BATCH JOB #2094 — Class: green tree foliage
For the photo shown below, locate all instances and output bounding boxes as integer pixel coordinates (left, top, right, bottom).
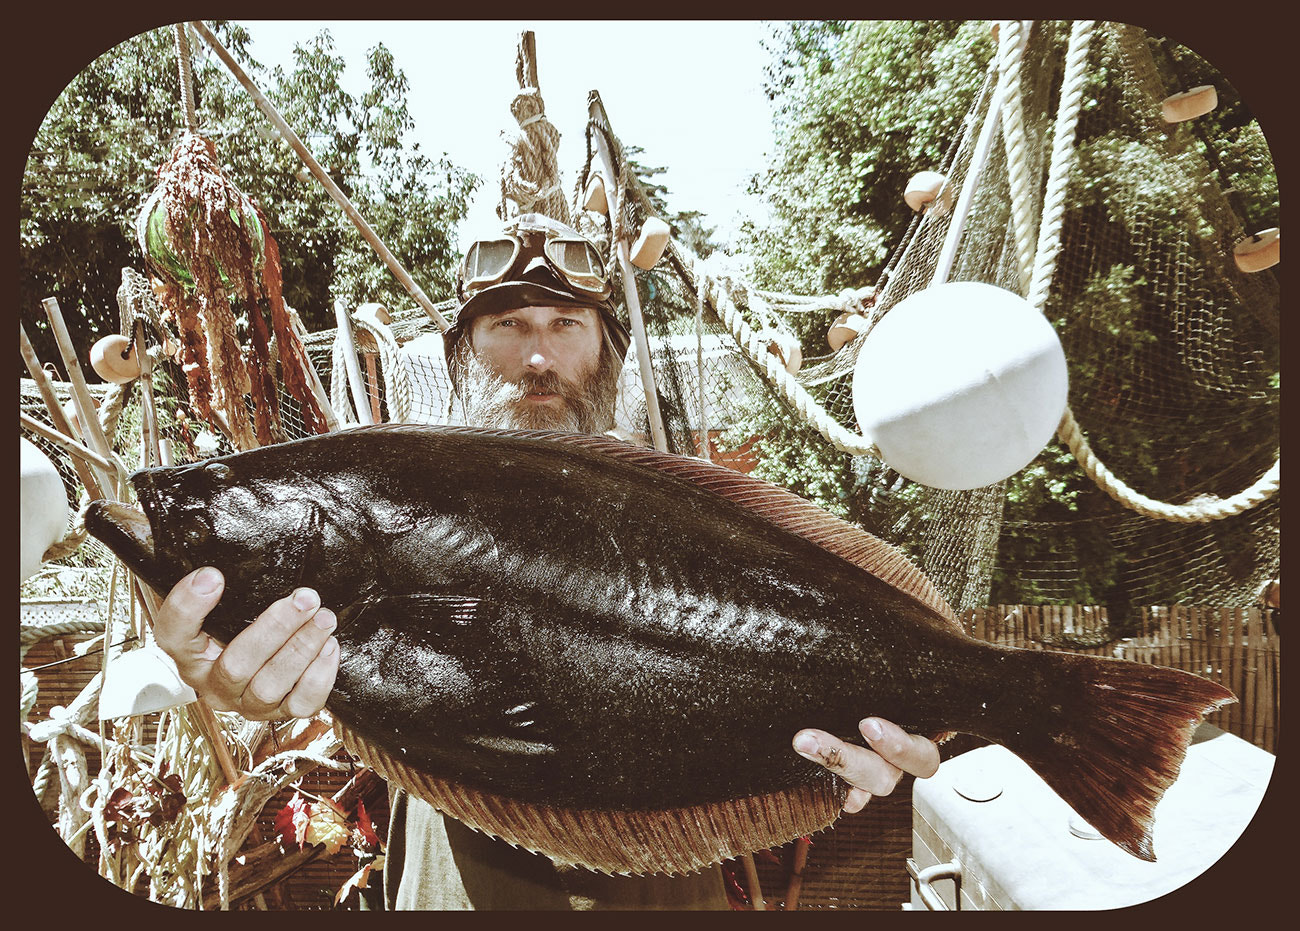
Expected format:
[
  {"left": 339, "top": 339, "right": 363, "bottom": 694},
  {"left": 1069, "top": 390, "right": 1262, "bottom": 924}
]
[{"left": 20, "top": 22, "right": 475, "bottom": 379}]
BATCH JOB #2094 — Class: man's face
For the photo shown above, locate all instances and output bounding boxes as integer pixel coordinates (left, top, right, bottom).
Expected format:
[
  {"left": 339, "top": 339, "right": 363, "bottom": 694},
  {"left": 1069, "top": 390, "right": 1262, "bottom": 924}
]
[{"left": 460, "top": 305, "right": 617, "bottom": 433}]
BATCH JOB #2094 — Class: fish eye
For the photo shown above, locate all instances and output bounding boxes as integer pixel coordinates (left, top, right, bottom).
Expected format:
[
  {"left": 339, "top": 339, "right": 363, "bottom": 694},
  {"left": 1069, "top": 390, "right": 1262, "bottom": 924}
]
[{"left": 203, "top": 462, "right": 234, "bottom": 481}]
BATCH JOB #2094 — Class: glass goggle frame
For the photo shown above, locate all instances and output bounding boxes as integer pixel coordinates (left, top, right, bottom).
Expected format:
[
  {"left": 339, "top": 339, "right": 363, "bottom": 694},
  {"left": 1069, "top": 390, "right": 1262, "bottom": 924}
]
[{"left": 459, "top": 230, "right": 608, "bottom": 298}]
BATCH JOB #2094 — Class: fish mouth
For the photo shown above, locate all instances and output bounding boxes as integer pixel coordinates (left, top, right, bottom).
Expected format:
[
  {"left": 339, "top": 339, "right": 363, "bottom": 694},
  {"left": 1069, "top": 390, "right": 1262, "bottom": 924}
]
[{"left": 84, "top": 499, "right": 157, "bottom": 578}]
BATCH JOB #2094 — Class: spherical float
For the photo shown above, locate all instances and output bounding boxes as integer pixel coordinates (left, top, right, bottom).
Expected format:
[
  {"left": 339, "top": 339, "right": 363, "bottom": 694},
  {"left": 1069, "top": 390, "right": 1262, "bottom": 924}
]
[
  {"left": 1161, "top": 85, "right": 1217, "bottom": 123},
  {"left": 827, "top": 311, "right": 871, "bottom": 351},
  {"left": 136, "top": 185, "right": 265, "bottom": 289},
  {"left": 852, "top": 282, "right": 1069, "bottom": 490},
  {"left": 21, "top": 438, "right": 70, "bottom": 582},
  {"left": 757, "top": 329, "right": 802, "bottom": 375},
  {"left": 904, "top": 171, "right": 953, "bottom": 215},
  {"left": 1233, "top": 228, "right": 1279, "bottom": 272},
  {"left": 90, "top": 334, "right": 141, "bottom": 384}
]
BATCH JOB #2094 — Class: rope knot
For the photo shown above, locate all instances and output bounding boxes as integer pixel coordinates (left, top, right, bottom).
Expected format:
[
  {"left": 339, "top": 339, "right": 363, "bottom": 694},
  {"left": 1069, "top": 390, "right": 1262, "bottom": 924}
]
[{"left": 28, "top": 704, "right": 77, "bottom": 743}]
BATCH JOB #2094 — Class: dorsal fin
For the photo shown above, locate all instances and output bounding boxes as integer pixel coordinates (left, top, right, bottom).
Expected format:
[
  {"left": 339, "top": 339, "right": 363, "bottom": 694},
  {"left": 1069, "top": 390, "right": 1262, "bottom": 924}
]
[{"left": 415, "top": 424, "right": 961, "bottom": 631}]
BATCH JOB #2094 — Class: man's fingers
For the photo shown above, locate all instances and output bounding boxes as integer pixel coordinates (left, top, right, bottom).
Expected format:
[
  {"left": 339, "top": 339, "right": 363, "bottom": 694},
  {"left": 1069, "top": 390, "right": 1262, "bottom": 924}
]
[
  {"left": 280, "top": 637, "right": 341, "bottom": 720},
  {"left": 207, "top": 588, "right": 327, "bottom": 708},
  {"left": 153, "top": 567, "right": 226, "bottom": 679},
  {"left": 843, "top": 786, "right": 873, "bottom": 814},
  {"left": 241, "top": 607, "right": 339, "bottom": 716},
  {"left": 793, "top": 728, "right": 903, "bottom": 797},
  {"left": 859, "top": 717, "right": 941, "bottom": 779}
]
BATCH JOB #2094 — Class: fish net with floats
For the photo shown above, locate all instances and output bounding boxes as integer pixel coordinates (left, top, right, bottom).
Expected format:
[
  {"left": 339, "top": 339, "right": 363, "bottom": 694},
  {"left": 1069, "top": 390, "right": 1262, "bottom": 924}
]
[
  {"left": 300, "top": 20, "right": 1279, "bottom": 618},
  {"left": 21, "top": 18, "right": 1279, "bottom": 908}
]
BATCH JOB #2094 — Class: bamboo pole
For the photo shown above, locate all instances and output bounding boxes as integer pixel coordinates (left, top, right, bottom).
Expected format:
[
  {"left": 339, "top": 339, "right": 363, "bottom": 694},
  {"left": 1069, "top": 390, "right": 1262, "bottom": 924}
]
[
  {"left": 740, "top": 851, "right": 766, "bottom": 911},
  {"left": 134, "top": 320, "right": 162, "bottom": 467},
  {"left": 20, "top": 412, "right": 118, "bottom": 475},
  {"left": 21, "top": 323, "right": 105, "bottom": 500},
  {"left": 1228, "top": 607, "right": 1243, "bottom": 736},
  {"left": 189, "top": 21, "right": 447, "bottom": 332},
  {"left": 784, "top": 837, "right": 811, "bottom": 911},
  {"left": 40, "top": 298, "right": 117, "bottom": 495},
  {"left": 333, "top": 302, "right": 375, "bottom": 426},
  {"left": 587, "top": 90, "right": 670, "bottom": 454}
]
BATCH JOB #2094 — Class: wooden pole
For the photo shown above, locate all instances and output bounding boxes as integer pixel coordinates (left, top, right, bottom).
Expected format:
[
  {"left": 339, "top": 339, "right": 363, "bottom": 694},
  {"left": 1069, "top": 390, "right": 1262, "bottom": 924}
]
[
  {"left": 134, "top": 320, "right": 162, "bottom": 468},
  {"left": 20, "top": 324, "right": 105, "bottom": 500},
  {"left": 20, "top": 412, "right": 118, "bottom": 475},
  {"left": 333, "top": 302, "right": 376, "bottom": 426},
  {"left": 740, "top": 851, "right": 766, "bottom": 911},
  {"left": 784, "top": 837, "right": 811, "bottom": 910},
  {"left": 587, "top": 91, "right": 670, "bottom": 453},
  {"left": 189, "top": 20, "right": 448, "bottom": 332},
  {"left": 41, "top": 298, "right": 118, "bottom": 495}
]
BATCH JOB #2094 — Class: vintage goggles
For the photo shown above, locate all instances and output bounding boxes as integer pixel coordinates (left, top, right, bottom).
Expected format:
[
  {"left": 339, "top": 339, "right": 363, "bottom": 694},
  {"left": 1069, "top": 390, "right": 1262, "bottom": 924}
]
[{"left": 458, "top": 223, "right": 608, "bottom": 301}]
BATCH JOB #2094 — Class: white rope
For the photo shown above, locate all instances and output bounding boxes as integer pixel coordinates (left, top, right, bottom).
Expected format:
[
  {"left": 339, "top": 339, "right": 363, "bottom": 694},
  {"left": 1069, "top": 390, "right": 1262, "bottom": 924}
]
[
  {"left": 707, "top": 274, "right": 876, "bottom": 457},
  {"left": 997, "top": 20, "right": 1037, "bottom": 295},
  {"left": 1059, "top": 413, "right": 1280, "bottom": 522}
]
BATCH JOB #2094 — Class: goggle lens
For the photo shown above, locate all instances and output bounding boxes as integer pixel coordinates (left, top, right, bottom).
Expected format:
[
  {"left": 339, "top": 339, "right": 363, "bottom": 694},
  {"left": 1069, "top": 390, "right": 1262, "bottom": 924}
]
[
  {"left": 544, "top": 238, "right": 604, "bottom": 289},
  {"left": 463, "top": 239, "right": 519, "bottom": 286}
]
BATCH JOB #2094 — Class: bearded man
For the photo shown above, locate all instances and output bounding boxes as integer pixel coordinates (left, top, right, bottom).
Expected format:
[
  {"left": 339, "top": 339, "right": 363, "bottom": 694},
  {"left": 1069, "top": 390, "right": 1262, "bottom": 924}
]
[{"left": 151, "top": 214, "right": 940, "bottom": 910}]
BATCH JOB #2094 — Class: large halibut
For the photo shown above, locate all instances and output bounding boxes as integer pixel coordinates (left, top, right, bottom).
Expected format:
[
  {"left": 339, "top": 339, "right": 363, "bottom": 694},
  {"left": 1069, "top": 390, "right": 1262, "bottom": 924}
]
[{"left": 86, "top": 424, "right": 1234, "bottom": 874}]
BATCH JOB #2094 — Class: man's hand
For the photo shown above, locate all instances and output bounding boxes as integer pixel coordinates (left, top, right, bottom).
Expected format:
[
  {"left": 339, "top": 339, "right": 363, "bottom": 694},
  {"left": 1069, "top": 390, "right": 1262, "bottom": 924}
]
[
  {"left": 793, "top": 718, "right": 940, "bottom": 813},
  {"left": 153, "top": 567, "right": 340, "bottom": 721}
]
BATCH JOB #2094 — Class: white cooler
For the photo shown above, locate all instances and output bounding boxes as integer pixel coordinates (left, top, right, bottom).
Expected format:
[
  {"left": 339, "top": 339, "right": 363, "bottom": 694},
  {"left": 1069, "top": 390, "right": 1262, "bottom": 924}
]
[{"left": 908, "top": 723, "right": 1274, "bottom": 910}]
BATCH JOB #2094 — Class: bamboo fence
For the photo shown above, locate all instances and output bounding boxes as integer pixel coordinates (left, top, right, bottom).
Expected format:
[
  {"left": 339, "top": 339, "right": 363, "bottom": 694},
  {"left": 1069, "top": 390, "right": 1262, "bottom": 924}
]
[{"left": 963, "top": 604, "right": 1280, "bottom": 754}]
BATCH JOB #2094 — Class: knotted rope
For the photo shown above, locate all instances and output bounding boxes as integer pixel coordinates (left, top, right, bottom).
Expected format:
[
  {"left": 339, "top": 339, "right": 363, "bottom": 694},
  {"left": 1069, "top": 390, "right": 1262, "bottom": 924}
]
[{"left": 499, "top": 35, "right": 570, "bottom": 224}]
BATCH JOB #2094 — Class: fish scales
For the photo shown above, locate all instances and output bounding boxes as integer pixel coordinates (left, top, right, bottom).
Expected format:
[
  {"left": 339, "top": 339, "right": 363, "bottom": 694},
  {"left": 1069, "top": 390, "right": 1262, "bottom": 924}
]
[{"left": 85, "top": 423, "right": 1235, "bottom": 874}]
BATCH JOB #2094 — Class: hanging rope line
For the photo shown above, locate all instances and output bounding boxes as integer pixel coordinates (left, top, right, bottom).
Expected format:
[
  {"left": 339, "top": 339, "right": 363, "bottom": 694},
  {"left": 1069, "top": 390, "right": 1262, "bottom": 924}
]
[{"left": 173, "top": 24, "right": 199, "bottom": 134}]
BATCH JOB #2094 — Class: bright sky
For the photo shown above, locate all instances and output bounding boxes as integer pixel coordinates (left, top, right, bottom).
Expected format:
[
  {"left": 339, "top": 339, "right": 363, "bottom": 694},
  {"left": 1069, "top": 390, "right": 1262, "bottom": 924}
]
[{"left": 237, "top": 20, "right": 778, "bottom": 249}]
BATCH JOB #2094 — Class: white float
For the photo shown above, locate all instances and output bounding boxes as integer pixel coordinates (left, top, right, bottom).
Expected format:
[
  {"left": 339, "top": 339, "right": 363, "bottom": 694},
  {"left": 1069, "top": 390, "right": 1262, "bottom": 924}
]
[
  {"left": 827, "top": 311, "right": 872, "bottom": 351},
  {"left": 99, "top": 645, "right": 197, "bottom": 720},
  {"left": 852, "top": 282, "right": 1068, "bottom": 490},
  {"left": 1233, "top": 227, "right": 1279, "bottom": 272},
  {"left": 757, "top": 328, "right": 802, "bottom": 375},
  {"left": 90, "top": 333, "right": 140, "bottom": 384},
  {"left": 1161, "top": 85, "right": 1218, "bottom": 123},
  {"left": 629, "top": 217, "right": 672, "bottom": 270},
  {"left": 21, "top": 438, "right": 70, "bottom": 582},
  {"left": 904, "top": 171, "right": 953, "bottom": 215}
]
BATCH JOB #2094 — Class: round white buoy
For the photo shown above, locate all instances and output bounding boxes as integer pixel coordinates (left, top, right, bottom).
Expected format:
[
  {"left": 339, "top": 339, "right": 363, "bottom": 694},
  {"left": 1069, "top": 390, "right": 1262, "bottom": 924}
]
[
  {"left": 21, "top": 438, "right": 70, "bottom": 582},
  {"left": 1161, "top": 85, "right": 1218, "bottom": 123},
  {"left": 1233, "top": 227, "right": 1279, "bottom": 272},
  {"left": 904, "top": 171, "right": 953, "bottom": 215},
  {"left": 89, "top": 334, "right": 141, "bottom": 384},
  {"left": 757, "top": 329, "right": 802, "bottom": 375},
  {"left": 852, "top": 282, "right": 1069, "bottom": 490},
  {"left": 827, "top": 312, "right": 872, "bottom": 351}
]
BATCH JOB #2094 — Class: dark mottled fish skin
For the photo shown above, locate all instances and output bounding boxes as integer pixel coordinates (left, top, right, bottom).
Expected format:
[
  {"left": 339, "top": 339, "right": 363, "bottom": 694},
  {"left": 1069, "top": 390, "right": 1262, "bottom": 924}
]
[{"left": 86, "top": 424, "right": 1234, "bottom": 862}]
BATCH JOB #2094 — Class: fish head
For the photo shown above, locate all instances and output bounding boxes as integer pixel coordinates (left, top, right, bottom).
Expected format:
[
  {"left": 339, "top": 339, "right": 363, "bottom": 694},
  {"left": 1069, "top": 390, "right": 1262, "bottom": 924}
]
[{"left": 86, "top": 453, "right": 340, "bottom": 643}]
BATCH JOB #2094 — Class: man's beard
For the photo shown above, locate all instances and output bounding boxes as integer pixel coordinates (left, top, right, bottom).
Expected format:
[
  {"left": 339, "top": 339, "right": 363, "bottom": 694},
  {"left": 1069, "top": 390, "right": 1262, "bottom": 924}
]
[{"left": 456, "top": 347, "right": 619, "bottom": 434}]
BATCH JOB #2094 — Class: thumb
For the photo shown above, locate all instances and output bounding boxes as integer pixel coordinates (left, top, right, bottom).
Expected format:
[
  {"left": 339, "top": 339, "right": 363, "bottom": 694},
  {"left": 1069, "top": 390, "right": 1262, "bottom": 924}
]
[{"left": 153, "top": 567, "right": 226, "bottom": 676}]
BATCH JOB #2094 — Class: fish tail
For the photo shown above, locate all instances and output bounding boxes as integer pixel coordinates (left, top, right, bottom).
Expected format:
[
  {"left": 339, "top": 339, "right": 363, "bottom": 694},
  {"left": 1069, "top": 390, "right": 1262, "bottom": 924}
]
[{"left": 994, "top": 650, "right": 1235, "bottom": 861}]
